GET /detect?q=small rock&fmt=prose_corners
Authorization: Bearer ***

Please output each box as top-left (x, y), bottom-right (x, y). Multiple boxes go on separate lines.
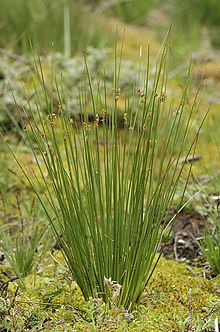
top-left (123, 313), bottom-right (134, 322)
top-left (179, 154), bottom-right (202, 164)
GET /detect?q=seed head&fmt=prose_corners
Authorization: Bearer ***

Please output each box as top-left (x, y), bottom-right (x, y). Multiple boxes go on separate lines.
top-left (83, 122), bottom-right (91, 131)
top-left (123, 112), bottom-right (128, 126)
top-left (57, 104), bottom-right (62, 114)
top-left (94, 114), bottom-right (100, 128)
top-left (159, 92), bottom-right (167, 103)
top-left (100, 109), bottom-right (107, 121)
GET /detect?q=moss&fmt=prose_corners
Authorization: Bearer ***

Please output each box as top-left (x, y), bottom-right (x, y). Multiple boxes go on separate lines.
top-left (0, 264), bottom-right (13, 282)
top-left (136, 257), bottom-right (220, 331)
top-left (107, 18), bottom-right (160, 61)
top-left (1, 254), bottom-right (220, 331)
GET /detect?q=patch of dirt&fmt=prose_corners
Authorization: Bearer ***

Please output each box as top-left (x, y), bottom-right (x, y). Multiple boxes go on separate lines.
top-left (162, 211), bottom-right (207, 266)
top-left (193, 61), bottom-right (220, 80)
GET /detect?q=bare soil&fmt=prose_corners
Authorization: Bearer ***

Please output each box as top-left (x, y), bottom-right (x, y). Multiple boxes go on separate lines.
top-left (163, 211), bottom-right (207, 267)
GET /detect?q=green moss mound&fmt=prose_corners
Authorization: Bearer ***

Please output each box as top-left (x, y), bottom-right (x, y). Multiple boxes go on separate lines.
top-left (1, 254), bottom-right (219, 331)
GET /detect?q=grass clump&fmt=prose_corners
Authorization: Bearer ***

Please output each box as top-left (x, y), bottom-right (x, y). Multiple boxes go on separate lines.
top-left (110, 0), bottom-right (156, 25)
top-left (169, 0), bottom-right (220, 51)
top-left (0, 195), bottom-right (52, 288)
top-left (192, 133), bottom-right (220, 276)
top-left (197, 222), bottom-right (220, 276)
top-left (4, 36), bottom-right (204, 310)
top-left (0, 0), bottom-right (110, 56)
top-left (195, 191), bottom-right (220, 276)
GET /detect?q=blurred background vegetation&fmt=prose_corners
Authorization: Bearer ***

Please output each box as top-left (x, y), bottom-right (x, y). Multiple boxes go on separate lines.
top-left (1, 0), bottom-right (220, 180)
top-left (0, 0), bottom-right (219, 58)
top-left (1, 0), bottom-right (220, 133)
